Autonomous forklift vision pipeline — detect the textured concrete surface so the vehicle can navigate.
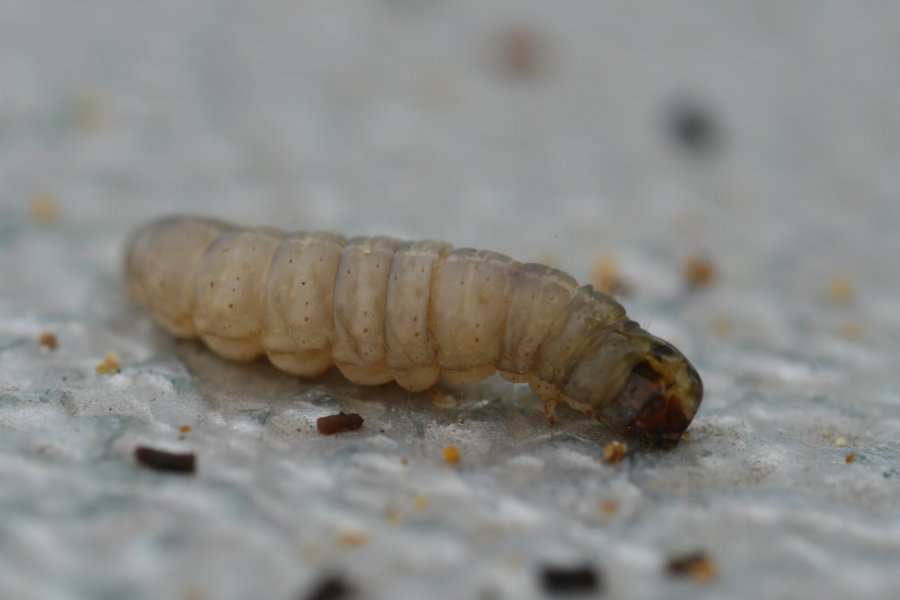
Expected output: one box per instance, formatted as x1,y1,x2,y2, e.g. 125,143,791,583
1,2,898,599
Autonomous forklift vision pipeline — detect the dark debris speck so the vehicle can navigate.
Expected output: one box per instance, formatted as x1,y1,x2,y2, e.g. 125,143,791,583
317,412,364,435
540,564,602,595
301,575,355,600
667,101,721,156
134,446,195,474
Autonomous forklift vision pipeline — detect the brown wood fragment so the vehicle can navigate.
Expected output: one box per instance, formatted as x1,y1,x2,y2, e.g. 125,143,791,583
134,446,195,473
39,332,59,350
317,413,364,434
666,551,718,582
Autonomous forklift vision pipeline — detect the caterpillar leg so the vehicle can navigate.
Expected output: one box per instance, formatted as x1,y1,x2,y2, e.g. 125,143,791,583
529,379,563,426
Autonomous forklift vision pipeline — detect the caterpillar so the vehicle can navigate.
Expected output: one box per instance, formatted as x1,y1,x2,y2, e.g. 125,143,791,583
125,216,703,447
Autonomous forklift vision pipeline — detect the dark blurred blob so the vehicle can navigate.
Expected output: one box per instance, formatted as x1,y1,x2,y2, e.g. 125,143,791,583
300,574,355,600
666,551,718,582
540,564,603,594
667,100,722,157
492,26,550,80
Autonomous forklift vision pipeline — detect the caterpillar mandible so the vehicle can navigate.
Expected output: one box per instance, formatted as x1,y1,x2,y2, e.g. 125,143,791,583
125,216,703,447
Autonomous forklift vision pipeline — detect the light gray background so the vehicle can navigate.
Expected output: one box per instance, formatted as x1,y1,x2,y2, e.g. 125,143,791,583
1,1,898,599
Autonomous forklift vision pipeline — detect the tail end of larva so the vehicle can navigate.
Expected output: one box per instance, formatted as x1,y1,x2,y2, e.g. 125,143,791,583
123,215,232,337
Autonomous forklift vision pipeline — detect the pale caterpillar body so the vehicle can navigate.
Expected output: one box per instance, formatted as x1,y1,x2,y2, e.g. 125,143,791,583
126,216,703,446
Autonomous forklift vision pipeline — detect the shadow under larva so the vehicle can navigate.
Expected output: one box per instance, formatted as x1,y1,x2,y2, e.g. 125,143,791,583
125,215,703,447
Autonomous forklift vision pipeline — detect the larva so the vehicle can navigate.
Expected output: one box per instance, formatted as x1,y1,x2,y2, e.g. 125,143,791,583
125,216,703,446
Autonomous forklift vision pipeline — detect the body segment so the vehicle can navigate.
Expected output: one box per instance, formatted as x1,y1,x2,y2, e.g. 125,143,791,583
430,249,517,384
261,231,346,377
125,216,703,445
384,240,452,391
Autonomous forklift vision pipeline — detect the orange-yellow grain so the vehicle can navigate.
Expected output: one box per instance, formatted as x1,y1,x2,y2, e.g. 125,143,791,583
443,445,460,463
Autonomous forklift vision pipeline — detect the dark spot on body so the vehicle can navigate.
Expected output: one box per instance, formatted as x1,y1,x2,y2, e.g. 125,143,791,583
652,344,677,358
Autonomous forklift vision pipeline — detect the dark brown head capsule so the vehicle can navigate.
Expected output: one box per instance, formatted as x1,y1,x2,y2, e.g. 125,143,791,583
619,345,703,447
562,324,703,447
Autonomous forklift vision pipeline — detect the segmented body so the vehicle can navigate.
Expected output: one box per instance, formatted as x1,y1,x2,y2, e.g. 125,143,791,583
126,216,702,445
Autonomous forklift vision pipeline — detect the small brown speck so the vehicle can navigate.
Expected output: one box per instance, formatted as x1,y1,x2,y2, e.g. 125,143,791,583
683,256,716,288
828,274,854,305
39,332,58,350
602,441,627,464
845,453,856,463
839,322,865,340
384,507,403,526
443,445,460,463
710,315,733,336
317,413,364,435
29,190,60,224
494,26,548,79
666,552,718,582
95,351,120,375
413,494,429,511
336,530,369,548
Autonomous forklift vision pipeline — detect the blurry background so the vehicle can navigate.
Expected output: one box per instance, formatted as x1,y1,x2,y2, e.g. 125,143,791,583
1,1,898,599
